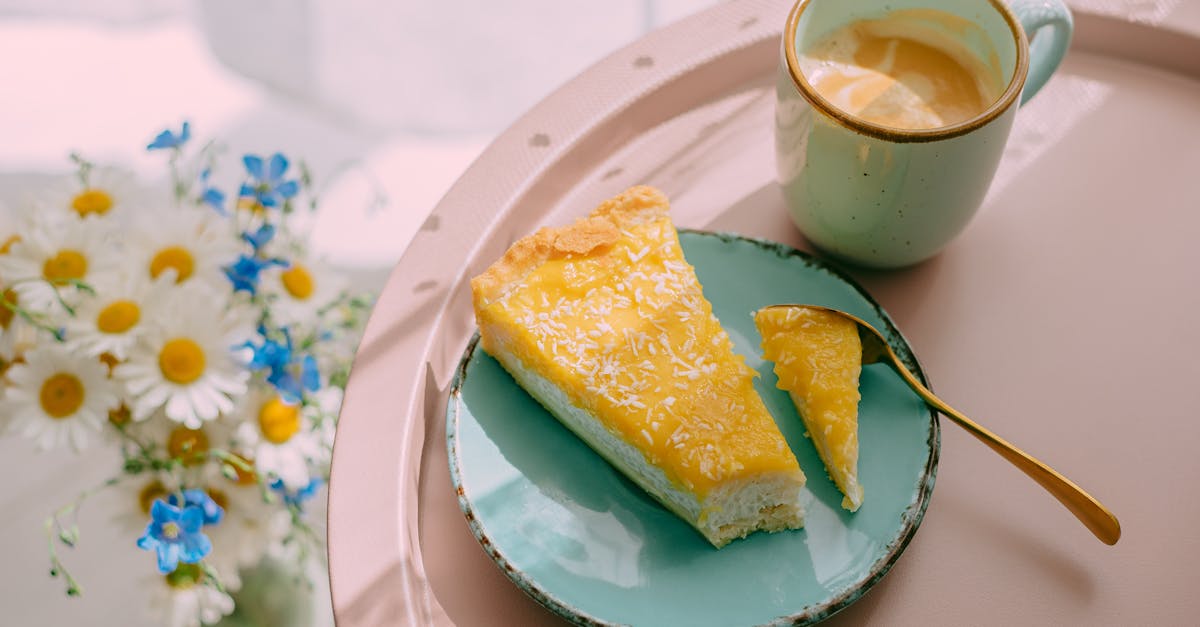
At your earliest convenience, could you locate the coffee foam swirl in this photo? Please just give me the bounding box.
[799,13,1004,130]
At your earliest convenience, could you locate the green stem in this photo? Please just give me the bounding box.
[45,476,122,597]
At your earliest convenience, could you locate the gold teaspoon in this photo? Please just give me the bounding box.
[763,304,1121,545]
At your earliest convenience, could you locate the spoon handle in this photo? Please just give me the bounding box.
[887,356,1122,545]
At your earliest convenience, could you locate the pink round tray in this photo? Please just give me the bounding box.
[329,1,1200,624]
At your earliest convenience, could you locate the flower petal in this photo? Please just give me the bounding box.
[146,130,174,150]
[267,153,289,182]
[151,499,181,523]
[156,542,181,574]
[242,154,265,180]
[275,179,300,199]
[180,505,205,533]
[136,527,157,550]
[180,531,212,563]
[301,355,320,392]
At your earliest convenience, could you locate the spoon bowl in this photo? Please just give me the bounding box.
[763,304,1122,545]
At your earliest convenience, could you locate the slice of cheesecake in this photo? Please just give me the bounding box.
[471,186,806,547]
[755,306,864,512]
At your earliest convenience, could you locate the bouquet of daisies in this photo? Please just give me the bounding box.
[0,122,371,626]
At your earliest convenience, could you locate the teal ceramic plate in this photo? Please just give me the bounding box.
[447,231,939,626]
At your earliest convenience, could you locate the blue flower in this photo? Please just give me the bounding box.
[147,121,191,151]
[271,478,323,510]
[266,353,319,403]
[242,224,276,253]
[241,326,293,373]
[167,489,224,526]
[136,500,211,574]
[224,254,286,295]
[240,328,320,402]
[239,153,300,209]
[198,168,226,214]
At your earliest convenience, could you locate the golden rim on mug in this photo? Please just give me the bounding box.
[783,0,1031,143]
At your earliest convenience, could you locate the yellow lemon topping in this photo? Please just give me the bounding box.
[755,306,864,511]
[149,246,195,283]
[40,373,85,418]
[43,250,88,284]
[159,338,205,384]
[474,191,799,497]
[71,189,114,217]
[281,265,315,300]
[258,397,301,444]
[167,426,210,465]
[96,300,140,334]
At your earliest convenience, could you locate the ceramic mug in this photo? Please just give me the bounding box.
[775,0,1073,268]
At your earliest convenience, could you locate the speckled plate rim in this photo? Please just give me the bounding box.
[445,229,941,627]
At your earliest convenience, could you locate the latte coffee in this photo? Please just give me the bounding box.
[798,11,1004,130]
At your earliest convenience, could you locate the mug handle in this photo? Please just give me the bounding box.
[1009,0,1074,104]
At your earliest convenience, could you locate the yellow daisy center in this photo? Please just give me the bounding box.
[40,373,85,418]
[138,480,168,515]
[0,234,19,255]
[161,521,181,540]
[227,454,258,485]
[165,563,203,589]
[167,425,210,465]
[207,487,229,513]
[0,288,16,329]
[108,403,131,426]
[71,189,114,217]
[281,265,315,300]
[149,246,195,283]
[99,352,121,375]
[237,197,266,214]
[96,300,140,334]
[158,338,206,384]
[43,250,88,284]
[258,397,301,444]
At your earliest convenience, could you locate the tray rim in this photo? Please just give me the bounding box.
[327,3,1200,625]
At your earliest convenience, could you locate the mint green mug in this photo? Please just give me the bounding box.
[776,0,1073,268]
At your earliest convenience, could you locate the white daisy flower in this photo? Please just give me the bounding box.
[112,471,181,543]
[144,564,235,627]
[232,388,323,490]
[64,272,169,360]
[263,256,345,328]
[200,465,286,593]
[40,166,143,223]
[115,287,251,428]
[1,345,121,451]
[101,397,160,446]
[0,210,42,360]
[0,215,119,312]
[129,209,239,294]
[0,278,42,361]
[114,463,275,595]
[1,200,36,254]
